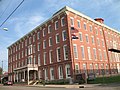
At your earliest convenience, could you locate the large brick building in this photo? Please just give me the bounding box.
[8,6,120,84]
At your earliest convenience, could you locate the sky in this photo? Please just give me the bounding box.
[0,0,120,72]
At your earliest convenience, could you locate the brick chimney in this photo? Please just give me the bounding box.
[94,18,104,24]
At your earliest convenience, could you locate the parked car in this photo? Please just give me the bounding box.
[3,81,13,85]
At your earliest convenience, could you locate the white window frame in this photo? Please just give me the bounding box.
[48,25,52,33]
[56,47,61,62]
[49,50,53,64]
[58,66,63,79]
[70,17,74,26]
[77,20,81,28]
[81,45,85,60]
[49,37,52,47]
[55,21,58,30]
[87,47,91,60]
[79,32,83,42]
[62,30,67,41]
[63,44,68,60]
[61,17,65,27]
[73,44,78,59]
[56,33,60,44]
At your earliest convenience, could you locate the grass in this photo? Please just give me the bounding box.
[88,75,120,84]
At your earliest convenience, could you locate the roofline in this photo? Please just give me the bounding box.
[8,6,120,49]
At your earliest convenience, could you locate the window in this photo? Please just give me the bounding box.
[33,56,36,64]
[63,45,68,60]
[25,39,27,46]
[70,17,74,26]
[84,23,87,30]
[55,21,58,30]
[85,34,89,43]
[102,39,104,46]
[95,28,98,35]
[49,37,52,46]
[90,25,92,32]
[44,68,48,80]
[103,50,107,60]
[100,29,102,36]
[99,49,102,60]
[95,64,99,74]
[22,42,24,48]
[58,66,63,79]
[33,45,36,53]
[43,40,46,49]
[37,42,40,51]
[25,49,27,56]
[93,48,97,60]
[73,44,78,59]
[83,63,87,73]
[49,50,53,63]
[43,52,47,65]
[75,63,79,74]
[56,33,60,43]
[37,32,40,39]
[65,64,70,78]
[91,36,94,44]
[77,20,80,28]
[22,51,24,58]
[87,47,91,60]
[38,54,40,66]
[29,37,31,44]
[61,17,65,26]
[89,64,93,73]
[97,38,100,45]
[81,46,85,59]
[50,67,54,80]
[33,34,35,42]
[79,32,83,41]
[48,25,52,33]
[62,30,67,41]
[43,28,46,37]
[56,47,61,62]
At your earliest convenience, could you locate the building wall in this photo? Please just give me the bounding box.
[8,7,120,82]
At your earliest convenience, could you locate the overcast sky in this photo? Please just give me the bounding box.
[0,0,120,72]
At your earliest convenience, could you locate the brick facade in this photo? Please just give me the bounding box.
[8,6,120,84]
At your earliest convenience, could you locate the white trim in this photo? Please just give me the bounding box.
[55,21,58,30]
[73,44,78,59]
[70,17,74,26]
[56,47,61,62]
[61,17,65,27]
[56,33,60,44]
[62,30,67,41]
[63,44,68,60]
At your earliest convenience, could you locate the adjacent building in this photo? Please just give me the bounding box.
[8,6,120,84]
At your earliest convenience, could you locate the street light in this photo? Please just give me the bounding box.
[3,28,8,31]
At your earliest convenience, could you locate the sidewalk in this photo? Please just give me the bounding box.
[28,84,101,88]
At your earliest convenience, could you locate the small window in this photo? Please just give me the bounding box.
[61,17,65,26]
[77,20,80,28]
[43,28,46,37]
[85,35,89,43]
[48,25,52,33]
[62,30,67,41]
[84,23,87,30]
[79,32,83,41]
[49,37,52,46]
[90,25,92,32]
[55,21,58,30]
[56,34,60,43]
[70,17,74,26]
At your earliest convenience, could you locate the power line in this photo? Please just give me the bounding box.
[0,0,24,28]
[0,0,13,18]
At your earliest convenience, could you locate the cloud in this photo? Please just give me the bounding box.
[9,14,45,38]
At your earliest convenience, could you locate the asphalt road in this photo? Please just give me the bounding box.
[0,85,120,90]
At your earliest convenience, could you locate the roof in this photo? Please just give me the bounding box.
[8,6,120,48]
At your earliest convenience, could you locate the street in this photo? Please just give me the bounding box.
[0,85,120,90]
